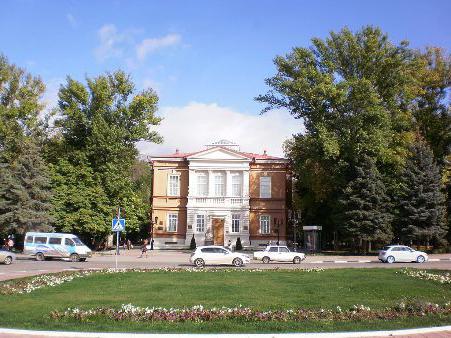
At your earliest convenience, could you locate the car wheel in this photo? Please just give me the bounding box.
[36,252,45,261]
[4,256,13,265]
[293,256,301,264]
[70,253,80,262]
[194,258,205,267]
[262,256,270,264]
[233,258,243,267]
[416,255,425,263]
[386,256,395,264]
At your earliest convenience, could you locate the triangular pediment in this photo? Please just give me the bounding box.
[187,147,250,161]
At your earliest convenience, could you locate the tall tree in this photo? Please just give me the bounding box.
[396,139,447,245]
[0,54,45,159]
[0,139,53,235]
[257,27,421,242]
[412,47,451,162]
[338,156,393,252]
[47,71,161,239]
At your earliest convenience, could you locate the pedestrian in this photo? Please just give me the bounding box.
[126,239,131,250]
[227,239,232,251]
[139,239,148,258]
[7,237,14,251]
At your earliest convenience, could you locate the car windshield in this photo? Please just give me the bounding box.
[73,237,84,246]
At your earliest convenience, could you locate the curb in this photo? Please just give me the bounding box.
[1,326,451,337]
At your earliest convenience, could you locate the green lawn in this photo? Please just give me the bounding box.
[0,268,450,333]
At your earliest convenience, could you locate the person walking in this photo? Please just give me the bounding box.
[7,237,14,251]
[139,239,148,258]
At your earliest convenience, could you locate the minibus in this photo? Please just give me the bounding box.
[24,232,92,262]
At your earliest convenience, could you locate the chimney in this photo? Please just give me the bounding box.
[175,148,180,154]
[263,150,267,156]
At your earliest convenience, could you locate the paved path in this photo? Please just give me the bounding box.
[1,250,450,281]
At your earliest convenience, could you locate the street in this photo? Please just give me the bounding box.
[1,250,450,281]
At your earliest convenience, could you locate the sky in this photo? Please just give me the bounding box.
[1,0,450,156]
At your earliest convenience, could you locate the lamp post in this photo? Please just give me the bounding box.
[150,216,158,250]
[273,217,280,245]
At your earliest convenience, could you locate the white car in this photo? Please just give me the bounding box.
[253,245,305,264]
[0,250,16,265]
[190,246,250,267]
[378,245,428,263]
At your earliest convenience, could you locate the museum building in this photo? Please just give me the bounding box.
[149,140,292,249]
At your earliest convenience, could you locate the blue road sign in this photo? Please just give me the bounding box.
[111,218,126,232]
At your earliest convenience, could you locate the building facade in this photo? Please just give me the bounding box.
[150,140,291,249]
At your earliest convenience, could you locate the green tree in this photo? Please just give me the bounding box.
[338,156,393,252]
[48,71,161,240]
[0,139,53,236]
[257,26,435,246]
[0,54,45,160]
[396,139,447,245]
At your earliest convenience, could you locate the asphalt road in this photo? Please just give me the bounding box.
[1,250,450,281]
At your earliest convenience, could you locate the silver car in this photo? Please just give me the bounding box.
[378,245,428,264]
[0,250,16,265]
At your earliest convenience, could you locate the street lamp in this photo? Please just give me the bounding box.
[273,217,280,245]
[150,216,158,250]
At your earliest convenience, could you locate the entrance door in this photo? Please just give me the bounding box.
[212,218,224,246]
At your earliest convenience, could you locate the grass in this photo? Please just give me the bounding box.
[0,268,450,333]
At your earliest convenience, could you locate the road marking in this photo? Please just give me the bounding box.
[310,261,323,263]
[63,268,79,271]
[335,260,347,263]
[358,260,371,263]
[429,258,439,261]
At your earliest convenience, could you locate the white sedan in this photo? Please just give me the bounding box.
[378,245,428,263]
[190,246,251,267]
[253,245,305,264]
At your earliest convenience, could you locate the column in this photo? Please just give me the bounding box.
[208,170,214,196]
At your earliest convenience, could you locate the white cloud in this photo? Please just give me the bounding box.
[137,102,302,157]
[136,34,181,60]
[66,13,77,28]
[94,24,127,61]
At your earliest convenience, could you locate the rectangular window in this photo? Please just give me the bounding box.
[25,236,33,243]
[231,174,242,197]
[168,214,178,232]
[232,214,240,233]
[260,215,270,234]
[260,176,271,198]
[168,174,180,196]
[35,237,47,244]
[214,173,225,196]
[49,237,62,245]
[197,173,208,196]
[196,215,205,232]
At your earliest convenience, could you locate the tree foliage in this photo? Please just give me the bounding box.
[0,139,53,235]
[47,71,161,240]
[338,156,393,246]
[259,26,451,248]
[396,139,447,245]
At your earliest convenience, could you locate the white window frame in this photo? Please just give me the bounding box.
[231,173,242,197]
[214,172,225,197]
[260,176,271,198]
[231,214,240,233]
[196,214,205,233]
[168,174,180,196]
[197,172,208,196]
[167,213,178,232]
[260,215,270,234]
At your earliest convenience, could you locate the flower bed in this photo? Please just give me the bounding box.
[398,268,451,284]
[0,267,324,295]
[50,301,451,323]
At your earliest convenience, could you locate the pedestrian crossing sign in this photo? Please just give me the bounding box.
[111,218,126,232]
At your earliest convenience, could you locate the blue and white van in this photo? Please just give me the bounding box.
[24,232,92,262]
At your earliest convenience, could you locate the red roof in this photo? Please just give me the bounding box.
[152,146,285,161]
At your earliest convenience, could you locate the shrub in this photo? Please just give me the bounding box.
[190,235,196,250]
[236,237,243,251]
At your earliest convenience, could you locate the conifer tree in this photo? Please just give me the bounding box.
[339,156,393,251]
[0,139,53,235]
[396,140,447,245]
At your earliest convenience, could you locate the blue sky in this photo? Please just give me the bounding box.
[1,0,450,155]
